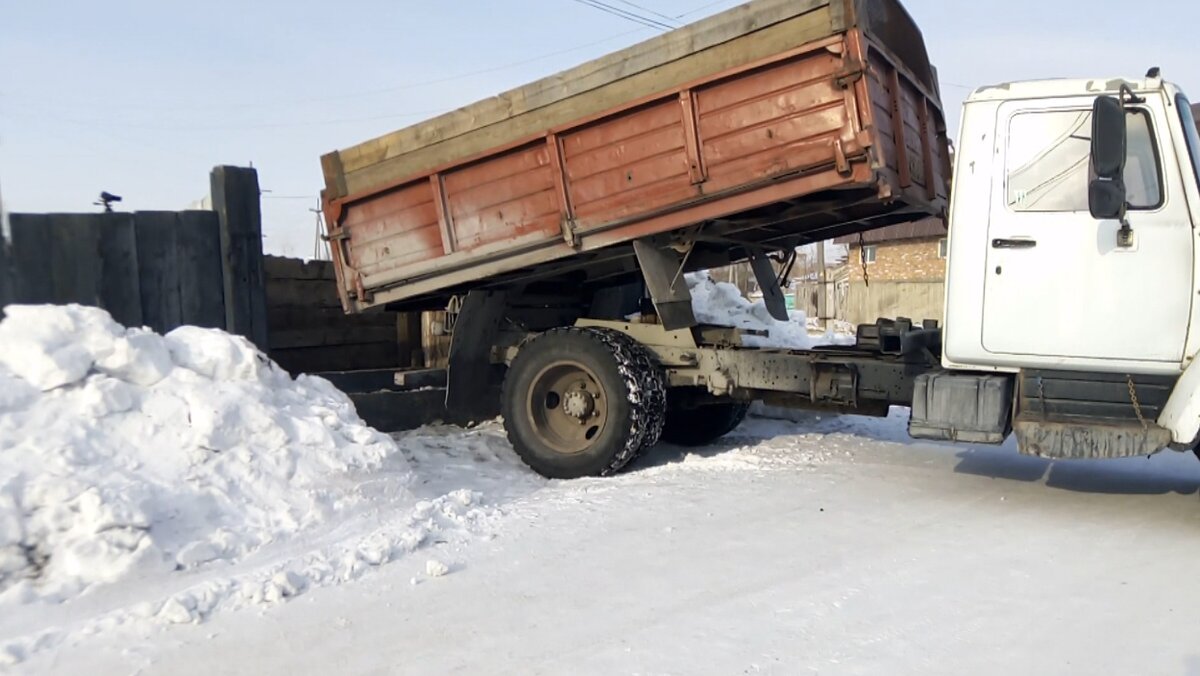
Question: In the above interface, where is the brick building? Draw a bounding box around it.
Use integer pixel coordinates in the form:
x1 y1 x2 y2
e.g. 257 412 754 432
834 217 947 325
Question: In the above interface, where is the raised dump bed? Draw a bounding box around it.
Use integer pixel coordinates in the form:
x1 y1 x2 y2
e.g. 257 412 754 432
321 0 949 313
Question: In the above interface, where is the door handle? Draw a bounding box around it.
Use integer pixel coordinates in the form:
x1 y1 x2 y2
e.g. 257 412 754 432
991 238 1036 249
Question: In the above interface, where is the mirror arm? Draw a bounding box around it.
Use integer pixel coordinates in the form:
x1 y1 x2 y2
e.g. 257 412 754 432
1119 84 1145 106
1117 207 1135 248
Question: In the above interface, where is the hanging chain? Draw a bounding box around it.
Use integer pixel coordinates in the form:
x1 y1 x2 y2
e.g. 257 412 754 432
858 232 870 287
1037 376 1046 416
1127 375 1149 430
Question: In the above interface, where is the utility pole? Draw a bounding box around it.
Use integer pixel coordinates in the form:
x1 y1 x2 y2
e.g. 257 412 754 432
311 196 330 261
815 240 828 330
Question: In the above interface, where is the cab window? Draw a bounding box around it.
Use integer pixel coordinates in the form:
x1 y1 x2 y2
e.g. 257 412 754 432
1006 108 1162 212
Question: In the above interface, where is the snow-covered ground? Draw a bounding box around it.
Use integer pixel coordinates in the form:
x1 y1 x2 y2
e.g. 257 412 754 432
5 305 1200 674
8 408 1200 674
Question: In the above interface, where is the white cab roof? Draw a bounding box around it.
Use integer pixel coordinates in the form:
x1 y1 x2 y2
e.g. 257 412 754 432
966 76 1171 102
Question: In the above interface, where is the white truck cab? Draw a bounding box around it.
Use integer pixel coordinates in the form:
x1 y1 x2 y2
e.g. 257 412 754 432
939 73 1200 454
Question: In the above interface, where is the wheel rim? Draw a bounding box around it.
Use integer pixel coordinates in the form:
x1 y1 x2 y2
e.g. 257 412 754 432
526 360 609 455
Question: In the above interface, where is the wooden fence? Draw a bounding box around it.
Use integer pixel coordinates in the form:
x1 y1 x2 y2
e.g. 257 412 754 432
4 211 226 333
0 166 266 345
0 165 456 382
264 255 420 374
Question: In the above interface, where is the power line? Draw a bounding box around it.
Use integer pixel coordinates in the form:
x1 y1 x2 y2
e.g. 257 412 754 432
1 99 448 133
675 0 740 18
612 0 679 24
6 0 737 129
8 0 734 115
571 0 675 31
8 27 651 114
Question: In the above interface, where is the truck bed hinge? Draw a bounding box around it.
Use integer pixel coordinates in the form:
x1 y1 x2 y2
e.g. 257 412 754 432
561 217 580 248
354 273 371 304
834 58 864 89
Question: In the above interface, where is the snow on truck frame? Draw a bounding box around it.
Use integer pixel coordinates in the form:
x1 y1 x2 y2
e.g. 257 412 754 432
321 0 1200 478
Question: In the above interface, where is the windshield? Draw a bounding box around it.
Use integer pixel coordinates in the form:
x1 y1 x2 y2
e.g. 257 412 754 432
1177 93 1200 188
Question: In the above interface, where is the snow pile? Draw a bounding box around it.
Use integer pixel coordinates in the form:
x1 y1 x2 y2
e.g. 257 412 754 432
686 272 853 349
0 304 403 606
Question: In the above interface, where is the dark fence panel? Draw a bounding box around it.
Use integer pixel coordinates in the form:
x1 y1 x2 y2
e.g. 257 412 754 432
264 255 405 374
4 210 226 334
176 210 227 330
133 211 182 332
8 213 144 327
134 210 225 334
95 213 143 327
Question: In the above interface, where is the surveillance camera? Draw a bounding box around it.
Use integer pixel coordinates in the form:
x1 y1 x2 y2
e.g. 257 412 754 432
100 191 123 203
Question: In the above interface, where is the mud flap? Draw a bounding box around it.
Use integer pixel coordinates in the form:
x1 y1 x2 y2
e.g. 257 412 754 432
749 252 789 322
633 239 696 331
446 289 508 421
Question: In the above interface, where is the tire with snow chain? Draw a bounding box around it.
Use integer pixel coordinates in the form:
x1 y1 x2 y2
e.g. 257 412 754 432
660 401 750 447
501 327 666 479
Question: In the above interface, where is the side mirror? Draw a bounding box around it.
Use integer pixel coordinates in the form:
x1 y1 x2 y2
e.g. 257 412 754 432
1089 180 1126 220
1090 95 1127 179
1088 95 1128 221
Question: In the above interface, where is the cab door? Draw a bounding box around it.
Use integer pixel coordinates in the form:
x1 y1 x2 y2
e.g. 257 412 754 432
980 97 1193 366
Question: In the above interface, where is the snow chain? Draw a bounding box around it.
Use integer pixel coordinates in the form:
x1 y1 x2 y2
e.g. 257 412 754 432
858 232 870 287
1126 375 1149 430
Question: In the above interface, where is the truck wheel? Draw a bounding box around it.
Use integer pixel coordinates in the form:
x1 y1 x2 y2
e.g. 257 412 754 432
660 401 750 447
501 327 666 478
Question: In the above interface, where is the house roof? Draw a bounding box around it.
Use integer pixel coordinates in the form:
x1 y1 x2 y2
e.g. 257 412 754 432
834 217 945 245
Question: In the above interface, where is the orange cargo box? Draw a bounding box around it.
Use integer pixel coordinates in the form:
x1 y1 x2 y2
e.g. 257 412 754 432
321 0 949 312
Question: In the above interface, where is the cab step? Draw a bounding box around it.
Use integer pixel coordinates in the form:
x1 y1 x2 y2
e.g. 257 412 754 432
1013 414 1172 460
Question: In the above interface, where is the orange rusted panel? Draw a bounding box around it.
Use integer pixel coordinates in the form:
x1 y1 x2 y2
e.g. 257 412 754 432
341 180 441 281
561 99 696 228
442 143 560 251
696 52 849 193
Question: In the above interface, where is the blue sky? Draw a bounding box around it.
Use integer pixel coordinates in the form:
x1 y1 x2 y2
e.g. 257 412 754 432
1 0 1195 257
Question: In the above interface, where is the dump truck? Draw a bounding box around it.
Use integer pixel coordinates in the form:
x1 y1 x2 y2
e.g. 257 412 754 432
321 0 1200 479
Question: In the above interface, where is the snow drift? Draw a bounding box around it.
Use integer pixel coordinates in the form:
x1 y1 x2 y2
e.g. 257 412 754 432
0 304 403 605
686 272 853 349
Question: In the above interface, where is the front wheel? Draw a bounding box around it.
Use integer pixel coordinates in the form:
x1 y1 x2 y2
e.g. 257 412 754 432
501 327 665 479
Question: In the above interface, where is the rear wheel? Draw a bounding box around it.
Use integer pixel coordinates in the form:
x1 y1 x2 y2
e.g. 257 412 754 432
501 327 665 478
660 401 750 447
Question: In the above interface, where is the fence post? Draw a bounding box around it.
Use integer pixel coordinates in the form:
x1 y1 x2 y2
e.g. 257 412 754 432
210 166 269 350
0 230 12 311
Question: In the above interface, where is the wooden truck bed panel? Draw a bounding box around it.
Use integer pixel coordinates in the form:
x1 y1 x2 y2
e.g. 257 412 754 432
696 50 849 194
323 0 947 312
442 144 561 251
864 45 947 202
565 99 695 227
